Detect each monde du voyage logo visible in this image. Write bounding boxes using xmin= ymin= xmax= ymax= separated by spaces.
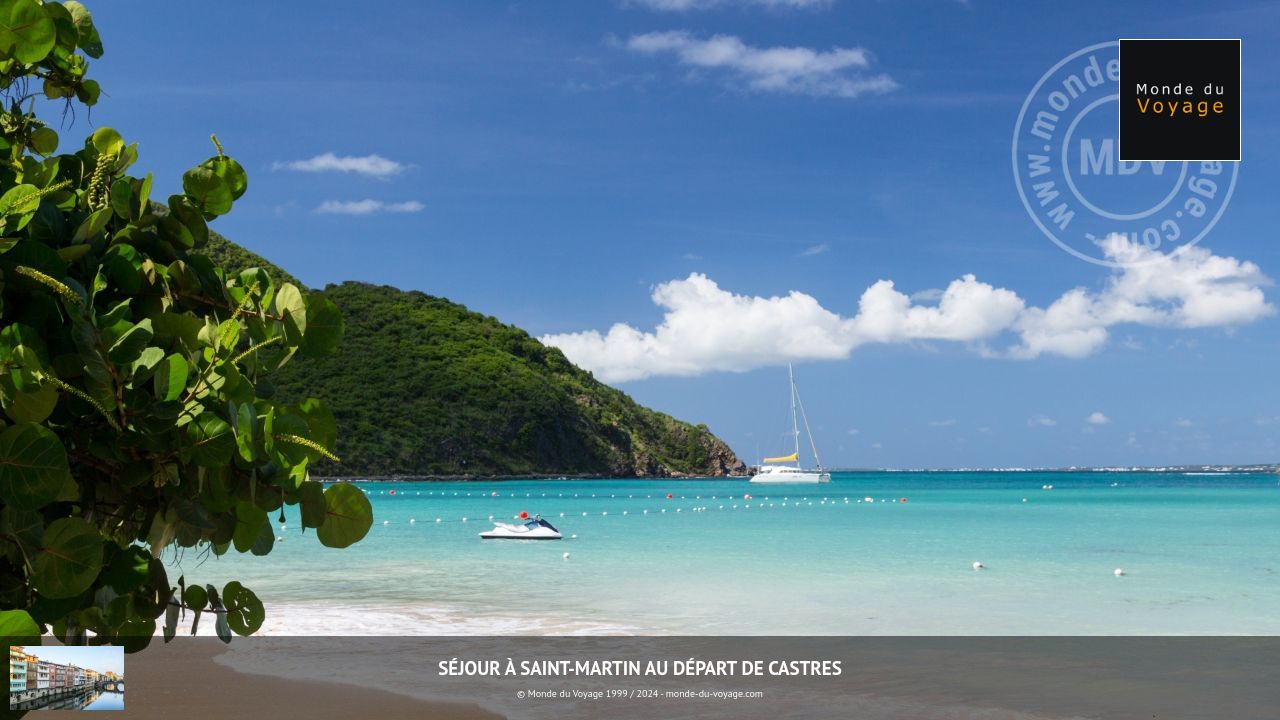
xmin=1012 ymin=40 xmax=1241 ymax=267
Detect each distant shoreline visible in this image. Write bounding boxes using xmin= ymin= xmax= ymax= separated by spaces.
xmin=316 ymin=473 xmax=751 ymax=483
xmin=313 ymin=464 xmax=1278 ymax=482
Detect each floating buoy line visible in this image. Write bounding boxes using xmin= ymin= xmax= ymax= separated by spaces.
xmin=289 ymin=487 xmax=1126 ymax=575
xmin=345 ymin=490 xmax=928 ymax=531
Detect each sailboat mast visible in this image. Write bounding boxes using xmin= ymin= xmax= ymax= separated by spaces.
xmin=788 ymin=363 xmax=800 ymax=459
xmin=795 ymin=380 xmax=823 ymax=470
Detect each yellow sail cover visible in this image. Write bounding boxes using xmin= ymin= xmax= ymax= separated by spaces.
xmin=763 ymin=452 xmax=798 ymax=463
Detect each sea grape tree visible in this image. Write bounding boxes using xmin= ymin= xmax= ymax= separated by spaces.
xmin=0 ymin=0 xmax=371 ymax=652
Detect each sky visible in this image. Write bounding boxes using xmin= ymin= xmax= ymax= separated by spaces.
xmin=16 ymin=646 xmax=124 ymax=675
xmin=70 ymin=0 xmax=1280 ymax=468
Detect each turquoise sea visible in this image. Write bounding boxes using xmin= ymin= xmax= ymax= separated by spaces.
xmin=174 ymin=471 xmax=1280 ymax=635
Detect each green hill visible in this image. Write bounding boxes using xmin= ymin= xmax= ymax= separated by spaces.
xmin=203 ymin=236 xmax=745 ymax=477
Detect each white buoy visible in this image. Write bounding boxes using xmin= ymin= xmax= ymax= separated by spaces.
xmin=1114 ymin=568 xmax=1125 ymax=576
xmin=436 ymin=518 xmax=441 ymax=523
xmin=462 ymin=517 xmax=467 ymax=522
xmin=972 ymin=561 xmax=984 ymax=570
xmin=409 ymin=518 xmax=416 ymax=524
xmin=571 ymin=534 xmax=577 ymax=539
xmin=382 ymin=520 xmax=389 ymax=525
xmin=277 ymin=536 xmax=284 ymax=542
xmin=1022 ymin=498 xmax=1028 ymax=503
xmin=563 ymin=552 xmax=570 ymax=560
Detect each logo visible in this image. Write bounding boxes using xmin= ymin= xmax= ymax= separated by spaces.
xmin=1012 ymin=42 xmax=1238 ymax=267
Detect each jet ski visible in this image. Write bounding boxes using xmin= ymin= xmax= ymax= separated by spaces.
xmin=479 ymin=515 xmax=562 ymax=540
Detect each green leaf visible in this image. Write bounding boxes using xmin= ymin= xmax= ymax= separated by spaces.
xmin=202 ymin=155 xmax=247 ymax=201
xmin=301 ymin=293 xmax=343 ymax=356
xmin=188 ymin=413 xmax=233 ymax=467
xmin=3 ymin=382 xmax=57 ymax=423
xmin=222 ymin=581 xmax=264 ymax=636
xmin=274 ymin=283 xmax=306 ymax=345
xmin=182 ymin=583 xmax=207 ymax=611
xmin=315 ymin=483 xmax=373 ymax=549
xmin=153 ymin=353 xmax=188 ymax=401
xmin=0 ymin=608 xmax=39 ymax=643
xmin=118 ymin=617 xmax=154 ymax=653
xmin=28 ymin=127 xmax=57 ymax=155
xmin=181 ymin=167 xmax=232 ymax=216
xmin=102 ymin=545 xmax=150 ymax=594
xmin=31 ymin=517 xmax=104 ymax=599
xmin=232 ymin=502 xmax=267 ymax=553
xmin=106 ymin=318 xmax=154 ymax=365
xmin=0 ymin=0 xmax=56 ymax=64
xmin=0 ymin=422 xmax=70 ymax=510
xmin=63 ymin=1 xmax=101 ymax=58
xmin=234 ymin=402 xmax=255 ymax=461
xmin=299 ymin=480 xmax=325 ymax=528
xmin=90 ymin=127 xmax=123 ymax=157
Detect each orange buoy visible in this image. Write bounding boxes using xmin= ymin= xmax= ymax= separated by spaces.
xmin=389 ymin=489 xmax=396 ymax=496
xmin=519 ymin=511 xmax=529 ymax=519
xmin=667 ymin=493 xmax=673 ymax=499
xmin=900 ymin=497 xmax=907 ymax=503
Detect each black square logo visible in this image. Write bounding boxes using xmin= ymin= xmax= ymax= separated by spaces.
xmin=1119 ymin=39 xmax=1240 ymax=161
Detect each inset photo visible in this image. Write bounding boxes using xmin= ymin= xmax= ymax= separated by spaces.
xmin=9 ymin=646 xmax=124 ymax=712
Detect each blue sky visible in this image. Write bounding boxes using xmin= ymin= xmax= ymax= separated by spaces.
xmin=16 ymin=646 xmax=123 ymax=675
xmin=76 ymin=0 xmax=1280 ymax=468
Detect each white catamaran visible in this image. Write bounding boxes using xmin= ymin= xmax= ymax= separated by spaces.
xmin=750 ymin=363 xmax=830 ymax=484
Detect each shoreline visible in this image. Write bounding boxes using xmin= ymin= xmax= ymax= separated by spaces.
xmin=317 ymin=473 xmax=751 ymax=482
xmin=313 ymin=465 xmax=1279 ymax=482
xmin=121 ymin=638 xmax=503 ymax=720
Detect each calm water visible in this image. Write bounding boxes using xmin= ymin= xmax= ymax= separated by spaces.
xmin=170 ymin=471 xmax=1280 ymax=635
xmin=32 ymin=690 xmax=124 ymax=711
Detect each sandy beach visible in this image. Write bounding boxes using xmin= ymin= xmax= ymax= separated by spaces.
xmin=120 ymin=639 xmax=502 ymax=720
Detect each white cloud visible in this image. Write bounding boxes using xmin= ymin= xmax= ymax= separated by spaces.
xmin=629 ymin=0 xmax=831 ymax=9
xmin=624 ymin=31 xmax=895 ymax=98
xmin=847 ymin=428 xmax=860 ymax=435
xmin=273 ymin=153 xmax=405 ymax=178
xmin=542 ymin=235 xmax=1273 ymax=382
xmin=800 ymin=243 xmax=830 ymax=257
xmin=1027 ymin=415 xmax=1057 ymax=427
xmin=1174 ymin=418 xmax=1194 ymax=428
xmin=1086 ymin=411 xmax=1110 ymax=425
xmin=314 ymin=200 xmax=424 ymax=215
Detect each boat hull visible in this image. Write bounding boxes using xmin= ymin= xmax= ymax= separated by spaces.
xmin=749 ymin=471 xmax=830 ymax=484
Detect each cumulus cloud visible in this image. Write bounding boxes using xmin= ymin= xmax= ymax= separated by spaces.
xmin=314 ymin=200 xmax=424 ymax=215
xmin=542 ymin=235 xmax=1273 ymax=382
xmin=273 ymin=153 xmax=405 ymax=178
xmin=1027 ymin=415 xmax=1057 ymax=427
xmin=630 ymin=0 xmax=831 ymax=9
xmin=1086 ymin=411 xmax=1110 ymax=425
xmin=624 ymin=31 xmax=895 ymax=98
xmin=800 ymin=243 xmax=830 ymax=257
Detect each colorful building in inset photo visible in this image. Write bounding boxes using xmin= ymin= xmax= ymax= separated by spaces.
xmin=8 ymin=647 xmax=26 ymax=693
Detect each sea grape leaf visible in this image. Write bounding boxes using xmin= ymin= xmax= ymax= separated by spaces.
xmin=222 ymin=581 xmax=264 ymax=636
xmin=315 ymin=483 xmax=372 ymax=548
xmin=31 ymin=517 xmax=104 ymax=599
xmin=0 ymin=0 xmax=56 ymax=64
xmin=0 ymin=422 xmax=70 ymax=510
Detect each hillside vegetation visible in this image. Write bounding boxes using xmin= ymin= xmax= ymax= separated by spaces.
xmin=205 ymin=236 xmax=744 ymax=477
